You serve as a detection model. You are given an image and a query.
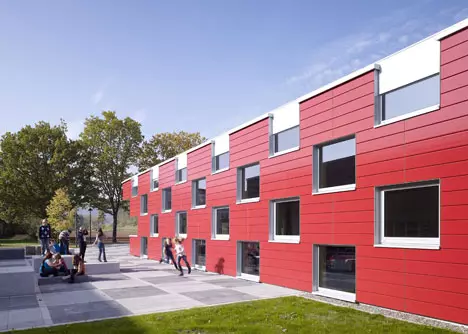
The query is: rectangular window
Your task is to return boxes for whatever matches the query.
[214,152,229,172]
[237,241,260,282]
[192,239,206,270]
[140,194,148,215]
[176,211,187,237]
[271,126,299,155]
[131,177,138,197]
[270,198,300,243]
[381,74,440,123]
[376,181,439,249]
[152,179,159,190]
[192,178,206,207]
[150,214,159,236]
[150,167,159,192]
[237,163,260,202]
[176,168,187,183]
[314,245,356,302]
[162,188,172,212]
[212,206,229,239]
[314,137,355,193]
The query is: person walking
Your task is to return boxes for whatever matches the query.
[93,228,107,262]
[174,237,191,276]
[77,227,88,262]
[38,219,51,255]
[159,238,178,270]
[58,229,71,255]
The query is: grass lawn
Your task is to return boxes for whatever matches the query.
[17,297,452,334]
[0,236,37,248]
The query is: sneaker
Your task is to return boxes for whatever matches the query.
[188,268,191,274]
[179,273,184,276]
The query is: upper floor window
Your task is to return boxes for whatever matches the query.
[237,163,260,203]
[150,214,158,236]
[131,176,138,197]
[150,166,159,192]
[140,194,148,215]
[375,180,439,249]
[375,38,440,126]
[162,187,172,212]
[269,102,300,156]
[175,153,188,183]
[176,211,187,237]
[270,197,300,243]
[212,134,229,173]
[192,178,206,208]
[212,206,229,240]
[313,136,356,194]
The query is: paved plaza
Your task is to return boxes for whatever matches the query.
[0,244,301,331]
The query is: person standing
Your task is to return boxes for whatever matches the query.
[77,227,88,262]
[58,229,71,255]
[38,219,51,255]
[159,238,178,270]
[174,237,191,276]
[93,228,107,262]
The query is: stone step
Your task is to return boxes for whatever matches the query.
[0,248,25,260]
[0,265,35,297]
[37,274,89,285]
[34,258,120,276]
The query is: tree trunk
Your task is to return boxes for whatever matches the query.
[112,213,118,243]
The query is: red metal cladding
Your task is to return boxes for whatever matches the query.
[121,27,468,325]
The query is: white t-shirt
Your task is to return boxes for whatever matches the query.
[175,244,185,256]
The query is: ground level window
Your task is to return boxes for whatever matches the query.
[192,239,206,270]
[237,241,260,282]
[314,245,355,302]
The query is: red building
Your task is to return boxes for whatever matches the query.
[122,20,468,325]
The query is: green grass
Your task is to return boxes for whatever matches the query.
[0,236,37,248]
[16,297,452,333]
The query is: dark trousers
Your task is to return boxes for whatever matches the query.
[79,242,87,261]
[98,243,107,262]
[69,268,84,283]
[59,239,70,254]
[40,267,58,277]
[166,251,178,270]
[40,238,49,255]
[177,255,191,274]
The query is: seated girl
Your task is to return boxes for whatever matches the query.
[69,254,86,283]
[49,239,60,254]
[39,252,59,277]
[53,254,70,275]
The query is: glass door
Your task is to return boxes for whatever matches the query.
[193,239,206,270]
[237,241,260,282]
[141,237,148,258]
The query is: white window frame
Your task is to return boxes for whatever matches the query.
[131,177,138,197]
[312,245,356,303]
[176,211,187,238]
[374,180,440,250]
[211,136,230,174]
[269,197,300,243]
[212,206,230,240]
[313,136,356,195]
[192,239,206,271]
[236,241,260,283]
[175,157,188,184]
[269,116,300,158]
[140,194,148,216]
[150,214,159,237]
[150,168,159,192]
[236,163,260,204]
[162,187,172,213]
[192,178,207,209]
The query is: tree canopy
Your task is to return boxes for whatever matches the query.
[46,188,76,236]
[138,131,206,170]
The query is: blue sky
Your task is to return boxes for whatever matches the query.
[0,1,467,140]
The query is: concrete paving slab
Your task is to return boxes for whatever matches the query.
[121,270,172,279]
[190,274,233,282]
[102,286,168,300]
[0,310,7,331]
[91,278,150,290]
[39,282,96,294]
[48,300,131,324]
[231,284,302,298]
[40,289,112,307]
[142,275,194,285]
[116,293,204,314]
[9,295,39,310]
[206,278,259,288]
[8,307,44,330]
[156,282,222,294]
[181,289,256,305]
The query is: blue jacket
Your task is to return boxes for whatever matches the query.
[38,224,51,239]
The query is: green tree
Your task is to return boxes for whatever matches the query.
[138,131,207,170]
[0,121,87,224]
[46,188,75,237]
[80,111,143,243]
[97,209,105,228]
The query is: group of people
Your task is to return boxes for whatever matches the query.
[39,252,86,283]
[159,237,191,276]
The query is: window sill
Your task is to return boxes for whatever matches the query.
[178,233,187,239]
[238,274,260,283]
[175,180,187,185]
[374,243,440,250]
[269,146,300,159]
[212,167,229,175]
[269,238,300,244]
[236,197,260,204]
[150,188,159,192]
[191,205,206,210]
[314,184,356,195]
[161,210,172,214]
[150,234,159,238]
[212,235,230,241]
[140,213,148,216]
[375,104,440,128]
[314,288,356,303]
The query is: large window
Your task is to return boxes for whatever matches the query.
[314,245,356,302]
[131,177,138,197]
[192,178,206,208]
[270,198,300,243]
[237,163,260,202]
[162,187,172,212]
[176,211,187,237]
[140,194,148,215]
[237,241,260,282]
[381,75,440,123]
[271,126,299,155]
[314,137,355,193]
[150,214,159,236]
[212,206,229,239]
[376,181,439,249]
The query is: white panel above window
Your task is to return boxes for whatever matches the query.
[213,134,229,156]
[151,166,159,180]
[132,175,138,186]
[177,153,187,170]
[378,39,440,94]
[271,102,300,134]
